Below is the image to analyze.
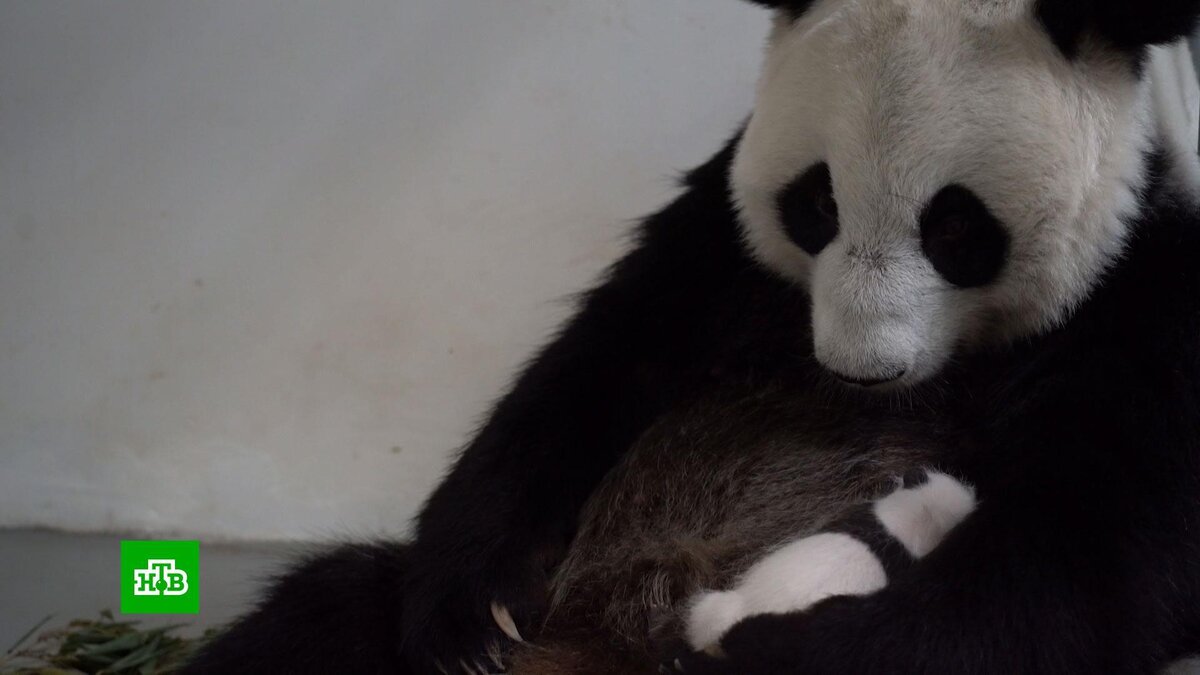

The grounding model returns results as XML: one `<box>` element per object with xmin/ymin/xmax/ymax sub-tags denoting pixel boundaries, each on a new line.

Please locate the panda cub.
<box><xmin>684</xmin><ymin>470</ymin><xmax>976</xmax><ymax>655</ymax></box>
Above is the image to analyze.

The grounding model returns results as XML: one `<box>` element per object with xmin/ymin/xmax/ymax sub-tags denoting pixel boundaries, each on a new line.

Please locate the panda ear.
<box><xmin>1095</xmin><ymin>0</ymin><xmax>1200</xmax><ymax>49</ymax></box>
<box><xmin>1039</xmin><ymin>0</ymin><xmax>1200</xmax><ymax>56</ymax></box>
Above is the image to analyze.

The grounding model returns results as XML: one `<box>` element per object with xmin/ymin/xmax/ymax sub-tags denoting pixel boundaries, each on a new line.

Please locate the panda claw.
<box><xmin>490</xmin><ymin>601</ymin><xmax>525</xmax><ymax>643</ymax></box>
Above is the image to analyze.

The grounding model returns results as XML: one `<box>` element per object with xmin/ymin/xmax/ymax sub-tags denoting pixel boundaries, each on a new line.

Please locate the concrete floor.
<box><xmin>0</xmin><ymin>528</ymin><xmax>297</xmax><ymax>648</ymax></box>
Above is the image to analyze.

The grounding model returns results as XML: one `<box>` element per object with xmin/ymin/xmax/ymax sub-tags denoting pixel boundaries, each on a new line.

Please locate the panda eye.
<box><xmin>920</xmin><ymin>185</ymin><xmax>1009</xmax><ymax>288</ymax></box>
<box><xmin>932</xmin><ymin>215</ymin><xmax>968</xmax><ymax>241</ymax></box>
<box><xmin>814</xmin><ymin>191</ymin><xmax>839</xmax><ymax>222</ymax></box>
<box><xmin>777</xmin><ymin>163</ymin><xmax>839</xmax><ymax>256</ymax></box>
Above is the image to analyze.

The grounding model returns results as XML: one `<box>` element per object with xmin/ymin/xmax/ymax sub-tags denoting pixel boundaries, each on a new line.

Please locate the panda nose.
<box><xmin>833</xmin><ymin>370</ymin><xmax>906</xmax><ymax>387</ymax></box>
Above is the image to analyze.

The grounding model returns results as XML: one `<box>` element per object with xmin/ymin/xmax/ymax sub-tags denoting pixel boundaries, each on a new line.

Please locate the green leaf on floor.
<box><xmin>0</xmin><ymin>612</ymin><xmax>220</xmax><ymax>675</ymax></box>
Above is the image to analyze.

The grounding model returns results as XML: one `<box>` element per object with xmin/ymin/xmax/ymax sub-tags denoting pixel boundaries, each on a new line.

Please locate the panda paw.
<box><xmin>400</xmin><ymin>548</ymin><xmax>549</xmax><ymax>674</ymax></box>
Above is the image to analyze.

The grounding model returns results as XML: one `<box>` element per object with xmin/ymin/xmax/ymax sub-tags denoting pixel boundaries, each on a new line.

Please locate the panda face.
<box><xmin>733</xmin><ymin>0</ymin><xmax>1161</xmax><ymax>387</ymax></box>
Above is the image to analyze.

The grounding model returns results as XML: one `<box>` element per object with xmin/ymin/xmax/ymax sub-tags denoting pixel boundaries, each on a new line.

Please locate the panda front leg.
<box><xmin>400</xmin><ymin>140</ymin><xmax>782</xmax><ymax>673</ymax></box>
<box><xmin>676</xmin><ymin>477</ymin><xmax>1194</xmax><ymax>675</ymax></box>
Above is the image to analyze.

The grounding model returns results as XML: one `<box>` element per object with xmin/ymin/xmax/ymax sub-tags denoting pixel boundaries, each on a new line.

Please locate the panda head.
<box><xmin>733</xmin><ymin>0</ymin><xmax>1200</xmax><ymax>388</ymax></box>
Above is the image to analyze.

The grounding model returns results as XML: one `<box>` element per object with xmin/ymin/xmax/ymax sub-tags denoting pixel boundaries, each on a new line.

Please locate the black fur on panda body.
<box><xmin>185</xmin><ymin>137</ymin><xmax>825</xmax><ymax>674</ymax></box>
<box><xmin>185</xmin><ymin>139</ymin><xmax>1200</xmax><ymax>675</ymax></box>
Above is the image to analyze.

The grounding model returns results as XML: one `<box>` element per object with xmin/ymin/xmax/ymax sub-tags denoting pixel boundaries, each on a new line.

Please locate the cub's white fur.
<box><xmin>873</xmin><ymin>470</ymin><xmax>978</xmax><ymax>557</ymax></box>
<box><xmin>732</xmin><ymin>0</ymin><xmax>1159</xmax><ymax>385</ymax></box>
<box><xmin>685</xmin><ymin>533</ymin><xmax>887</xmax><ymax>652</ymax></box>
<box><xmin>684</xmin><ymin>471</ymin><xmax>976</xmax><ymax>652</ymax></box>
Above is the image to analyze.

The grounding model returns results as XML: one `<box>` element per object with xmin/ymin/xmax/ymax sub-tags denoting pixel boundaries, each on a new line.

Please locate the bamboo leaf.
<box><xmin>76</xmin><ymin>634</ymin><xmax>144</xmax><ymax>657</ymax></box>
<box><xmin>5</xmin><ymin>616</ymin><xmax>55</xmax><ymax>655</ymax></box>
<box><xmin>100</xmin><ymin>635</ymin><xmax>161</xmax><ymax>673</ymax></box>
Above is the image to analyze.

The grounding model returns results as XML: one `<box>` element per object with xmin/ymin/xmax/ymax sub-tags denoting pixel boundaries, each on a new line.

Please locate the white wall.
<box><xmin>0</xmin><ymin>1</ymin><xmax>769</xmax><ymax>540</ymax></box>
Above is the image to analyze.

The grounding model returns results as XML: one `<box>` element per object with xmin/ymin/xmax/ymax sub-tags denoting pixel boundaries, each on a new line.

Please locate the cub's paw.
<box><xmin>667</xmin><ymin>610</ymin><xmax>821</xmax><ymax>675</ymax></box>
<box><xmin>667</xmin><ymin>648</ymin><xmax>732</xmax><ymax>675</ymax></box>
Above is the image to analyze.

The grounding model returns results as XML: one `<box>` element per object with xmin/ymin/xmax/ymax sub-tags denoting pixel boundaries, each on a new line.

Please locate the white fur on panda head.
<box><xmin>734</xmin><ymin>0</ymin><xmax>1200</xmax><ymax>387</ymax></box>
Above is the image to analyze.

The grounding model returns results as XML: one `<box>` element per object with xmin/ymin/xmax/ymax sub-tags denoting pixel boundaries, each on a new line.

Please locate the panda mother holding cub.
<box><xmin>187</xmin><ymin>0</ymin><xmax>1200</xmax><ymax>673</ymax></box>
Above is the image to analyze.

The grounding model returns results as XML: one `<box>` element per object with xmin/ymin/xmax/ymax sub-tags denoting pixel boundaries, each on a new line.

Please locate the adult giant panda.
<box><xmin>185</xmin><ymin>1</ymin><xmax>1200</xmax><ymax>673</ymax></box>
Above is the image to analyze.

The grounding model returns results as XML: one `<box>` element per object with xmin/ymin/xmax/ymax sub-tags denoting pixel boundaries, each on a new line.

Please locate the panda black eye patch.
<box><xmin>777</xmin><ymin>163</ymin><xmax>839</xmax><ymax>256</ymax></box>
<box><xmin>920</xmin><ymin>185</ymin><xmax>1009</xmax><ymax>288</ymax></box>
